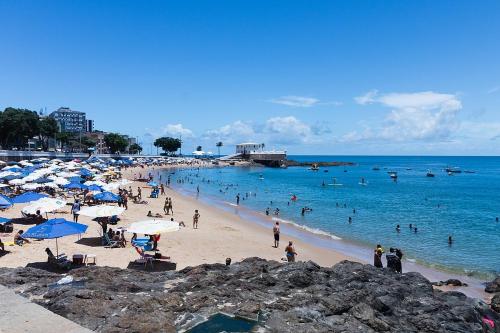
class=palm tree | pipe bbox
[216,141,223,157]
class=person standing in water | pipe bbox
[273,222,280,248]
[448,235,453,245]
[236,193,240,205]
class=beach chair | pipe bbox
[133,246,154,269]
[103,234,120,248]
[45,248,71,270]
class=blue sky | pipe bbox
[1,0,500,155]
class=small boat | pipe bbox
[323,169,329,173]
[372,166,380,171]
[448,171,453,176]
[259,174,264,180]
[388,171,398,180]
[426,170,435,177]
[445,167,462,174]
[359,177,368,186]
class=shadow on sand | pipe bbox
[76,237,103,247]
[127,260,176,272]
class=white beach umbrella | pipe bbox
[0,184,10,188]
[126,219,180,235]
[22,198,67,215]
[19,161,34,167]
[56,171,80,178]
[9,179,26,185]
[77,205,125,218]
[0,171,20,178]
[21,183,43,190]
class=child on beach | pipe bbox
[193,209,200,229]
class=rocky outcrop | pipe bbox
[486,276,500,293]
[0,258,498,333]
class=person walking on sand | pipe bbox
[167,198,173,215]
[71,199,81,222]
[285,241,297,262]
[160,184,165,195]
[273,222,280,248]
[163,198,170,215]
[193,209,200,229]
[137,187,142,200]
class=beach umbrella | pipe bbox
[9,178,26,185]
[86,184,103,191]
[126,219,180,235]
[77,205,125,218]
[11,191,48,204]
[94,191,120,202]
[0,217,11,224]
[64,182,88,190]
[23,218,88,256]
[0,194,13,209]
[33,177,53,184]
[21,197,67,215]
[2,165,22,171]
[147,181,158,187]
[0,184,10,188]
[21,183,43,190]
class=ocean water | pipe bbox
[163,156,500,278]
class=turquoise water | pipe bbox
[164,156,500,278]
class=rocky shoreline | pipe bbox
[0,258,498,332]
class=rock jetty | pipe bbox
[0,258,498,332]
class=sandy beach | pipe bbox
[0,165,353,271]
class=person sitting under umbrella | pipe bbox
[14,230,30,246]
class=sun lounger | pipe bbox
[133,246,154,269]
[45,248,71,270]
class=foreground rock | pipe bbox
[0,259,498,332]
[486,276,500,293]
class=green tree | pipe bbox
[104,133,129,153]
[216,141,223,157]
[129,143,142,154]
[154,137,182,155]
[80,136,96,149]
[56,131,76,150]
[38,117,59,151]
[0,108,39,149]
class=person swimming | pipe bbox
[396,224,400,232]
[448,235,453,245]
[348,216,352,224]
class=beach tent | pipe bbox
[126,219,180,235]
[0,194,13,209]
[11,192,48,204]
[23,218,88,256]
[94,191,120,202]
[21,198,67,215]
[77,205,125,218]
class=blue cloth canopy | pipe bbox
[68,176,83,183]
[0,217,11,224]
[64,182,88,190]
[147,181,158,187]
[0,194,14,209]
[11,192,48,204]
[94,191,120,202]
[33,177,52,184]
[23,218,88,239]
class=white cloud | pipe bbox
[270,96,320,107]
[354,89,378,105]
[162,124,194,138]
[203,120,255,144]
[347,90,462,142]
[264,116,314,144]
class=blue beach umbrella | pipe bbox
[0,217,11,224]
[11,192,48,204]
[68,176,83,183]
[94,191,120,202]
[64,182,88,190]
[33,177,53,184]
[23,218,88,256]
[147,181,158,187]
[79,169,93,177]
[0,194,13,209]
[87,184,103,191]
